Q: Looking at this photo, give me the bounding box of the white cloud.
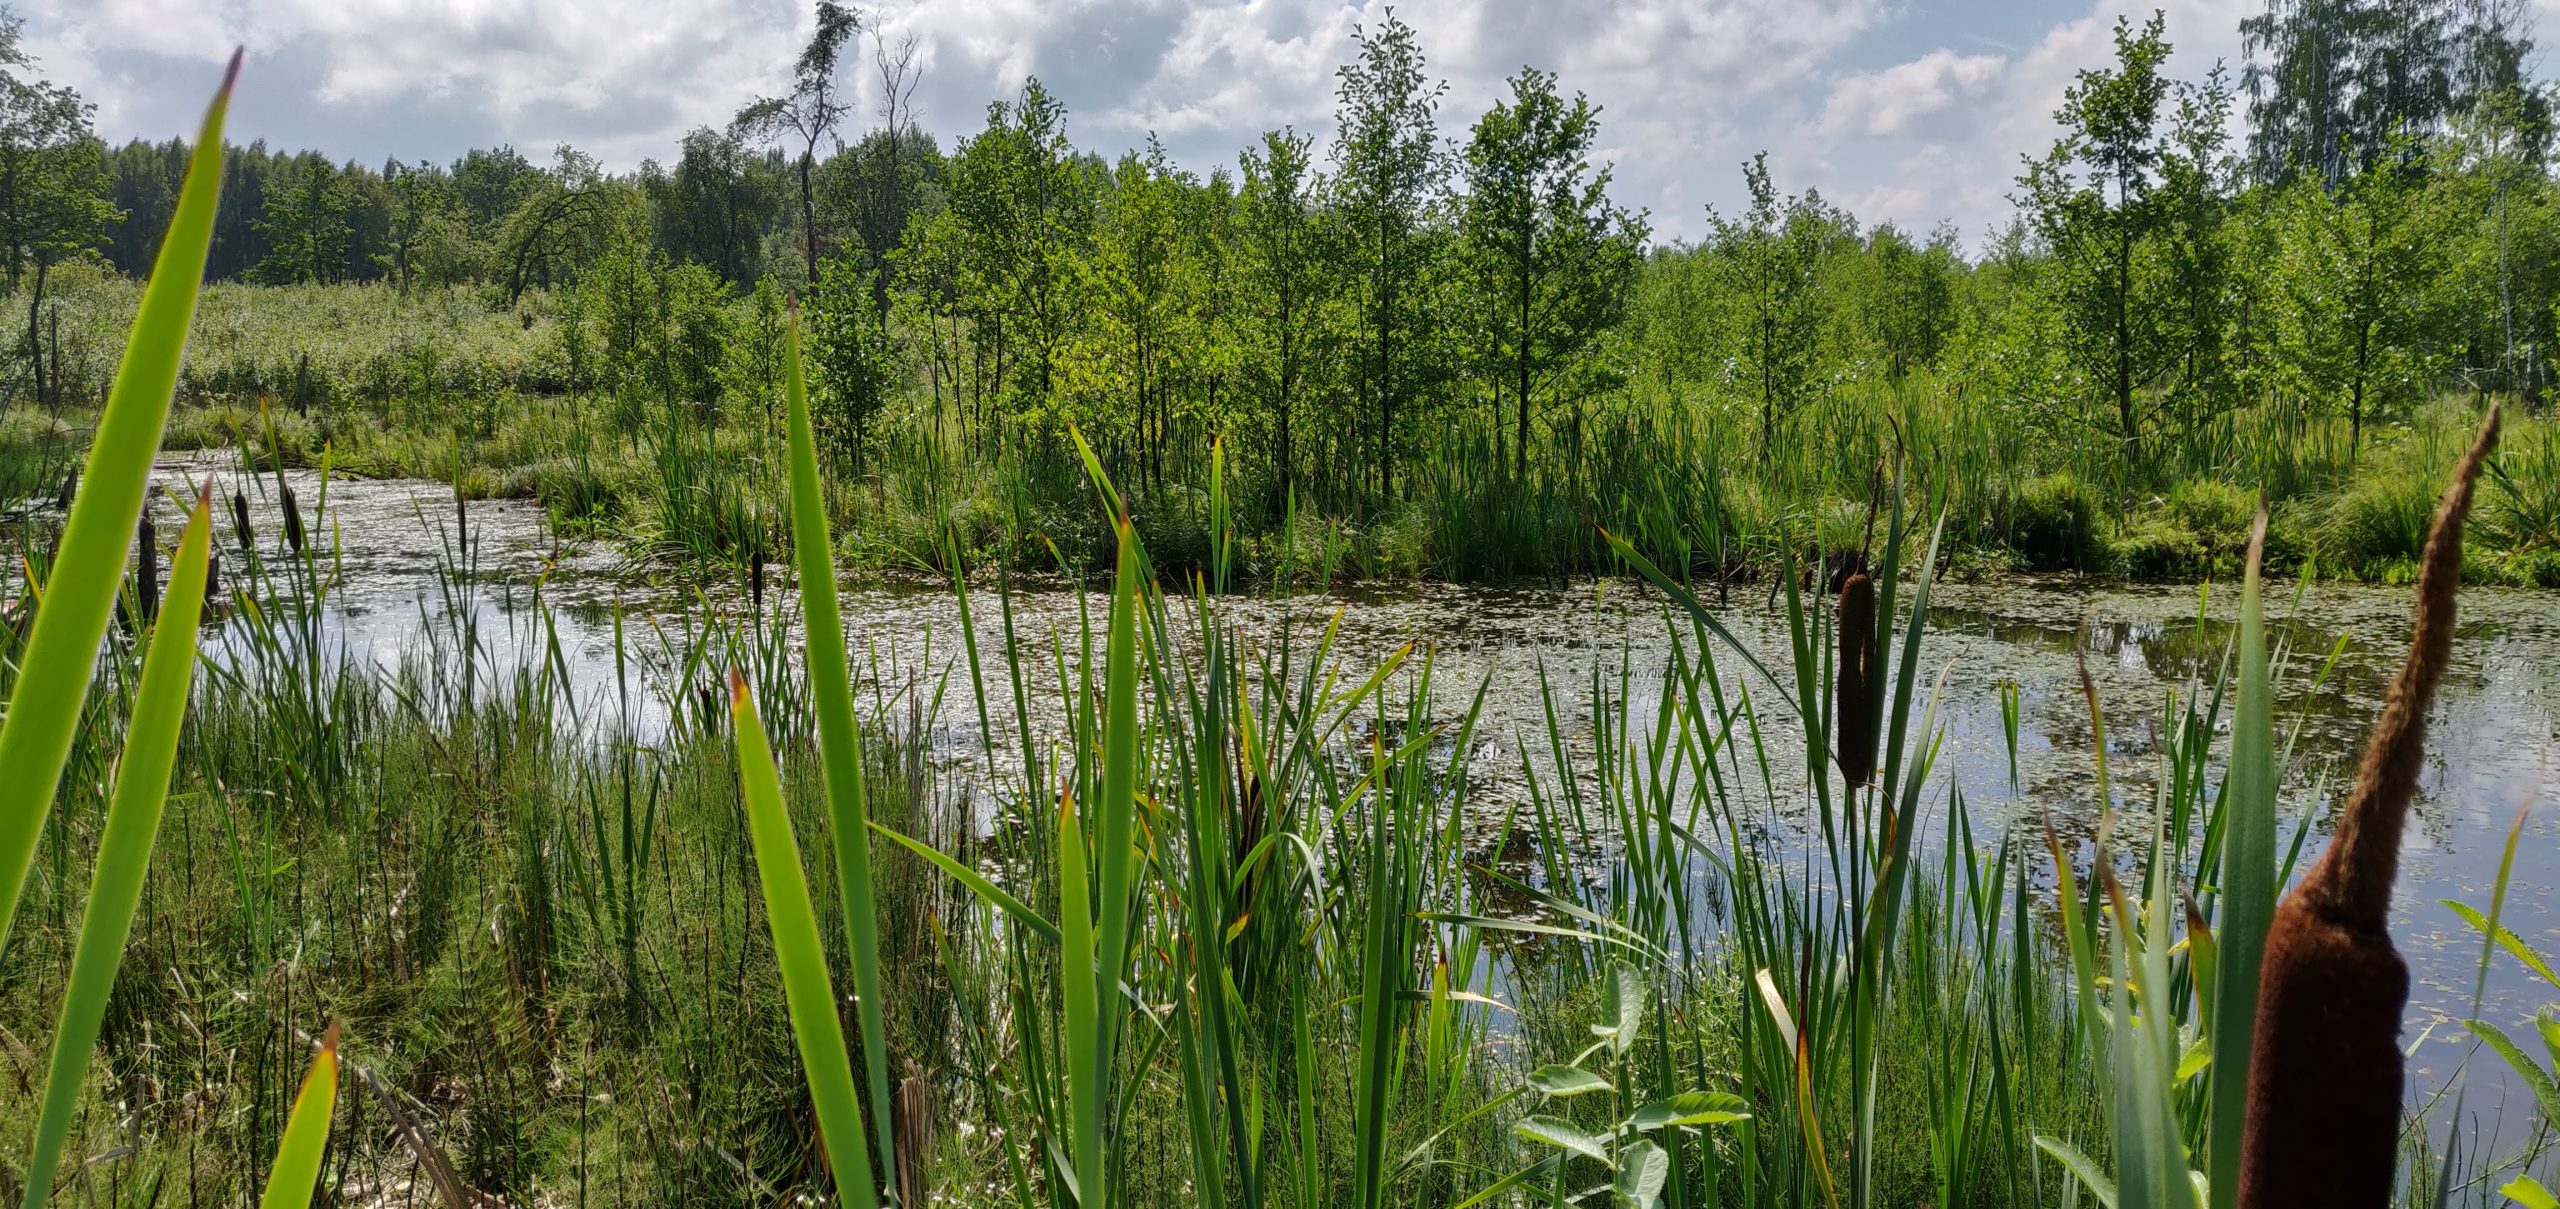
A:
[21,0,2271,247]
[1818,50,2006,141]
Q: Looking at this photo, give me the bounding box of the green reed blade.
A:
[781,305,896,1186]
[0,53,235,958]
[2206,509,2276,1209]
[730,673,881,1208]
[19,490,214,1209]
[256,1021,341,1209]
[869,819,1061,945]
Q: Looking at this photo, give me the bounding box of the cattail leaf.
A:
[2206,505,2277,1209]
[0,52,236,956]
[728,674,879,1208]
[256,1021,340,1209]
[18,489,214,1209]
[780,307,896,1191]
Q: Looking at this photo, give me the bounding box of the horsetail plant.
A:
[0,49,236,959]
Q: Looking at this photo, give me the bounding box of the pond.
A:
[146,453,2560,1147]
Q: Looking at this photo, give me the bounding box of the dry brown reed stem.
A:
[1834,571,1878,786]
[2238,404,2500,1209]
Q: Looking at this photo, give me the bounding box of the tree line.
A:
[10,0,2560,514]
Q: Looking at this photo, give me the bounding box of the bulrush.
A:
[1833,569,1878,786]
[135,510,161,623]
[230,488,253,550]
[2239,405,2500,1208]
[280,482,306,554]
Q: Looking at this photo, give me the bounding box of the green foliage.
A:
[2008,471,2109,571]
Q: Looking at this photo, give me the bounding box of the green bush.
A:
[2007,471,2107,572]
[2117,479,2257,579]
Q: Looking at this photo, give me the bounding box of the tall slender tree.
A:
[1239,128,1325,503]
[736,0,860,283]
[1331,10,1448,498]
[1459,67,1645,477]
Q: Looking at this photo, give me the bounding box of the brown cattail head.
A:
[2304,403,2499,932]
[137,509,161,622]
[1834,570,1878,786]
[230,488,253,550]
[280,482,306,554]
[2238,404,2499,1209]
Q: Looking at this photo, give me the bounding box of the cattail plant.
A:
[135,508,161,623]
[1833,569,1877,785]
[230,486,253,549]
[280,481,306,553]
[2239,405,2501,1207]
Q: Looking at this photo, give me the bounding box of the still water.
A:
[149,454,2560,1143]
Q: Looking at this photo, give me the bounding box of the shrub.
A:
[2007,471,2107,572]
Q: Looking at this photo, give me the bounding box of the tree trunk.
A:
[26,258,50,415]
[799,150,819,284]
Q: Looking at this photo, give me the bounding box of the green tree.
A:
[941,79,1094,416]
[1238,127,1328,502]
[383,159,479,289]
[251,155,349,284]
[1459,67,1646,477]
[0,9,114,409]
[2242,0,2456,184]
[2018,13,2205,460]
[1330,10,1449,497]
[2265,146,2442,448]
[647,126,781,284]
[1713,153,1833,455]
[807,245,896,462]
[497,147,644,304]
[734,0,859,283]
[1857,222,1961,380]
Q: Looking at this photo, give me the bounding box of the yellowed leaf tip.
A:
[318,1018,342,1061]
[728,667,750,708]
[221,47,244,96]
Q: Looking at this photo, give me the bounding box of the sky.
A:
[16,0,2551,249]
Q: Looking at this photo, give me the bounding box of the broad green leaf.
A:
[1515,1116,1609,1164]
[2503,1175,2559,1209]
[2446,900,2560,992]
[1628,1092,1751,1131]
[2035,1135,2120,1209]
[1613,1138,1669,1209]
[1606,962,1643,1055]
[1528,1064,1612,1098]
[2468,1018,2560,1125]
